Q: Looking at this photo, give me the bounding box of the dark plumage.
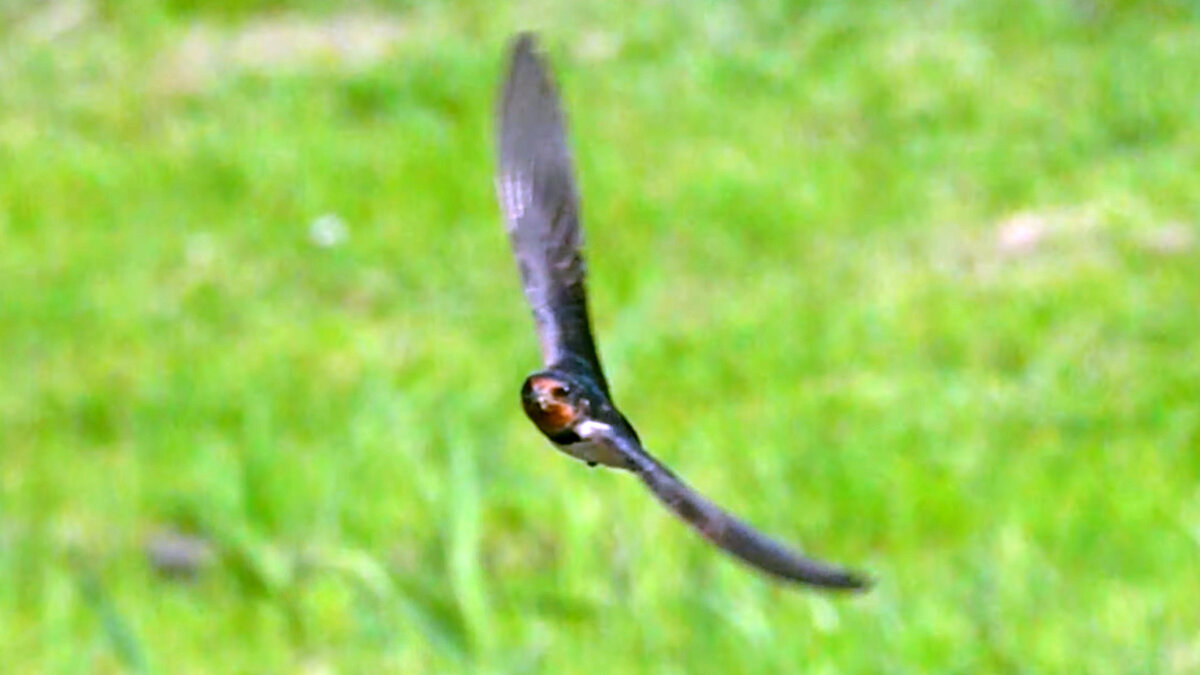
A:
[495,32,869,591]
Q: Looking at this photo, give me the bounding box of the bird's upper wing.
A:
[496,33,608,393]
[607,428,870,590]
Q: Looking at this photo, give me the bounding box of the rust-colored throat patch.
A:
[522,375,581,435]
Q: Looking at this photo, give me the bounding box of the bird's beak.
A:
[534,392,556,411]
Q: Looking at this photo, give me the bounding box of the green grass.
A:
[2,1,1199,671]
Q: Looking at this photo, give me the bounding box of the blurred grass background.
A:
[2,0,1199,671]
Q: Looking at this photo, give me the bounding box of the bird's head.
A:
[521,370,590,441]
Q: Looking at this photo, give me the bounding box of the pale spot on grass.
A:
[309,213,348,249]
[1169,639,1200,675]
[300,659,337,675]
[809,595,841,633]
[1139,222,1195,256]
[575,30,622,62]
[884,29,992,78]
[158,12,409,93]
[996,212,1048,257]
[15,0,92,44]
[924,203,1193,286]
[185,231,217,269]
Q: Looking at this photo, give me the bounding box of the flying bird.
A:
[494,33,869,591]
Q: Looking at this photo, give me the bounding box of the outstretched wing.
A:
[607,428,869,590]
[496,33,608,393]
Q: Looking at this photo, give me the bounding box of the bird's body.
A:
[554,421,625,468]
[495,33,869,591]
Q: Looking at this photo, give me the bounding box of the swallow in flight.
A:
[494,33,869,591]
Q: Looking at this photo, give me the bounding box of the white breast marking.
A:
[576,420,613,439]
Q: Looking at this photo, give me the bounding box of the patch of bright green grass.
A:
[1,1,1198,671]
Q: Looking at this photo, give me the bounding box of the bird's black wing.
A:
[496,33,608,393]
[609,428,870,590]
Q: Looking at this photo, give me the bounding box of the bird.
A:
[494,32,869,591]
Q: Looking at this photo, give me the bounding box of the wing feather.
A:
[611,431,869,590]
[496,33,608,392]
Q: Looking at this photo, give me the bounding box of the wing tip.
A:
[812,568,873,592]
[511,31,538,56]
[507,32,543,78]
[499,31,557,133]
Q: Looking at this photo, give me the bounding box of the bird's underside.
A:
[495,32,870,592]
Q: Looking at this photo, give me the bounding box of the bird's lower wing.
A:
[610,432,870,590]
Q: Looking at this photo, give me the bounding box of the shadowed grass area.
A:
[1,1,1198,671]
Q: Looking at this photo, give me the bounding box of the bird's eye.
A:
[551,384,570,399]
